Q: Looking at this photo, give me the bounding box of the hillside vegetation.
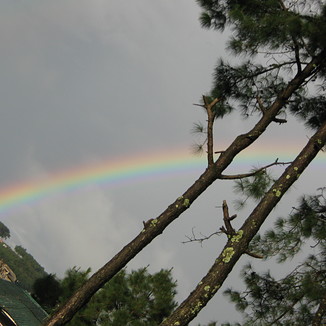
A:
[0,223,47,292]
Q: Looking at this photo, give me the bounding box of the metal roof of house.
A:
[0,279,48,326]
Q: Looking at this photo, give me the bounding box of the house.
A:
[0,264,48,326]
[0,261,16,283]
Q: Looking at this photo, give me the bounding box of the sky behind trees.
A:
[0,1,325,325]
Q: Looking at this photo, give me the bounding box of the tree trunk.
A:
[44,52,325,326]
[160,120,326,326]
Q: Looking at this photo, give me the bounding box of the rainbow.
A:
[0,144,324,216]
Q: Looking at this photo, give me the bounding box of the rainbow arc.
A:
[0,145,324,215]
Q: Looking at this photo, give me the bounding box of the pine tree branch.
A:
[266,295,304,326]
[203,96,221,166]
[244,251,264,259]
[220,200,237,236]
[277,0,303,75]
[219,159,292,180]
[230,60,297,87]
[293,40,302,75]
[257,96,288,124]
[193,98,220,161]
[182,227,221,245]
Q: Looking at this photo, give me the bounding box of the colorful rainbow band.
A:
[0,146,324,216]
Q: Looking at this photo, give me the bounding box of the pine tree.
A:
[54,267,177,326]
[33,274,62,313]
[0,221,10,239]
[45,1,326,325]
[222,188,326,325]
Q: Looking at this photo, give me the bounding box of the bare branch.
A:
[219,160,292,180]
[193,103,205,108]
[220,200,237,236]
[230,61,298,87]
[192,98,221,163]
[273,117,288,124]
[182,227,221,245]
[277,0,288,11]
[293,41,302,74]
[183,201,236,245]
[202,96,221,166]
[245,251,264,259]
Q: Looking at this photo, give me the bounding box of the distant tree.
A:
[32,274,62,313]
[59,267,91,304]
[45,1,326,325]
[222,188,326,326]
[13,244,47,290]
[56,267,177,326]
[0,221,10,239]
[15,245,28,256]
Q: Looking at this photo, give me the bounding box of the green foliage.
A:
[250,188,326,261]
[0,241,47,292]
[0,221,10,239]
[191,121,206,135]
[211,59,288,118]
[194,6,326,318]
[198,0,326,55]
[196,0,326,125]
[233,170,273,209]
[58,267,178,326]
[0,222,48,292]
[197,0,227,30]
[223,188,326,325]
[32,274,62,313]
[290,95,326,130]
[60,267,91,300]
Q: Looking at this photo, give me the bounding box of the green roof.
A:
[0,279,48,326]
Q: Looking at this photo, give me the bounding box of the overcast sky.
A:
[0,1,325,325]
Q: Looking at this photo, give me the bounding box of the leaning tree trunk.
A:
[44,52,325,326]
[160,120,326,326]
